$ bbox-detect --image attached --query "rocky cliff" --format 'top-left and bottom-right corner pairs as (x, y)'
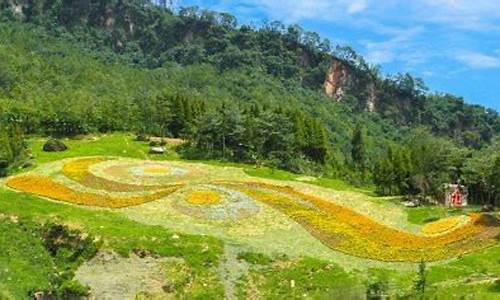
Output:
(324, 58), (377, 112)
(324, 59), (350, 101)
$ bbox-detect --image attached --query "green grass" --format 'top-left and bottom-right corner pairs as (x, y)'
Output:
(28, 133), (178, 165)
(237, 257), (365, 299)
(406, 205), (482, 225)
(0, 187), (225, 297)
(243, 167), (298, 181)
(0, 219), (54, 298)
(237, 252), (275, 265)
(427, 246), (500, 284)
(0, 188), (223, 267)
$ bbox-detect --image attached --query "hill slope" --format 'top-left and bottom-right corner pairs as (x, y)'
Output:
(0, 2), (499, 205)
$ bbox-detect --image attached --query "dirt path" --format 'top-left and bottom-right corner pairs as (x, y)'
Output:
(217, 244), (249, 300)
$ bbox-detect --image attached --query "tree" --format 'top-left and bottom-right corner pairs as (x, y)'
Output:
(151, 92), (172, 138)
(487, 156), (500, 206)
(351, 125), (366, 172)
(0, 120), (27, 176)
(414, 260), (427, 296)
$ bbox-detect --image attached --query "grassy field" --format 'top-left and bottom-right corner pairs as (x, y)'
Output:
(0, 133), (498, 299)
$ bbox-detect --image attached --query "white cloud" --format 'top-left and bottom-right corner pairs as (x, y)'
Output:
(454, 51), (500, 69)
(347, 0), (368, 14)
(237, 0), (370, 22)
(415, 0), (500, 30)
(361, 27), (425, 65)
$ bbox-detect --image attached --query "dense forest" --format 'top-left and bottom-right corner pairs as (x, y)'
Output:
(0, 0), (499, 206)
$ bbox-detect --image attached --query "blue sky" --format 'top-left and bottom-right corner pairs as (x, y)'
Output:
(173, 0), (500, 111)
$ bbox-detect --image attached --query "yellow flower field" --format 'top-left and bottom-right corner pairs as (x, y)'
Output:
(62, 157), (161, 192)
(421, 216), (468, 235)
(6, 175), (181, 208)
(186, 191), (222, 205)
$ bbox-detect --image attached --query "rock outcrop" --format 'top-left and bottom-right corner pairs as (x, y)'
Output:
(324, 59), (350, 101)
(324, 59), (378, 112)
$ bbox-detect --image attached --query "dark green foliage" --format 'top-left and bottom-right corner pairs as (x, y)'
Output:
(351, 125), (366, 172)
(178, 100), (330, 172)
(462, 139), (500, 206)
(58, 280), (90, 298)
(136, 133), (149, 141)
(374, 146), (413, 196)
(0, 160), (8, 177)
(366, 280), (389, 299)
(237, 252), (274, 265)
(414, 261), (427, 296)
(42, 223), (99, 264)
(43, 138), (68, 152)
(0, 119), (27, 176)
(373, 128), (470, 200)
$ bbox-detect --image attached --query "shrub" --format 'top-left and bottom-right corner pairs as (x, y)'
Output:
(237, 252), (274, 265)
(43, 139), (67, 152)
(41, 223), (99, 263)
(57, 280), (90, 298)
(136, 133), (149, 142)
(0, 159), (8, 177)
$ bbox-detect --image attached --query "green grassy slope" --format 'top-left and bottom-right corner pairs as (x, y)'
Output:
(0, 134), (498, 298)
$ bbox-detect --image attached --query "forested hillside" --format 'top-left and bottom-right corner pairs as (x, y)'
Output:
(0, 0), (499, 206)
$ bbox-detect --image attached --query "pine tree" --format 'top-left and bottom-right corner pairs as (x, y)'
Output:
(351, 124), (366, 171)
(414, 260), (427, 296)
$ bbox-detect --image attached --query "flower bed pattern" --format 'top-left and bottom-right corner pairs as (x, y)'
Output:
(62, 158), (160, 192)
(5, 157), (498, 263)
(421, 216), (469, 236)
(223, 182), (499, 262)
(171, 185), (260, 221)
(93, 160), (206, 186)
(6, 175), (181, 208)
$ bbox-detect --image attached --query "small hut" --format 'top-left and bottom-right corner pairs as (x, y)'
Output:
(443, 184), (468, 207)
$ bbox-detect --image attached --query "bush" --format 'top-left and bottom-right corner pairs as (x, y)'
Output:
(43, 139), (68, 152)
(237, 252), (274, 265)
(58, 280), (90, 298)
(42, 223), (99, 259)
(0, 159), (8, 177)
(136, 133), (149, 142)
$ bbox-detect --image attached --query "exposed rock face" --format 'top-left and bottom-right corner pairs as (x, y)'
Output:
(366, 82), (377, 113)
(324, 59), (350, 101)
(324, 59), (378, 112)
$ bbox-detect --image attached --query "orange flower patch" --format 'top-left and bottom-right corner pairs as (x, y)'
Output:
(7, 175), (182, 208)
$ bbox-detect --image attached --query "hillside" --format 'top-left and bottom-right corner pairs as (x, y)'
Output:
(0, 1), (499, 298)
(1, 1), (499, 206)
(2, 0), (498, 146)
(0, 134), (498, 298)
